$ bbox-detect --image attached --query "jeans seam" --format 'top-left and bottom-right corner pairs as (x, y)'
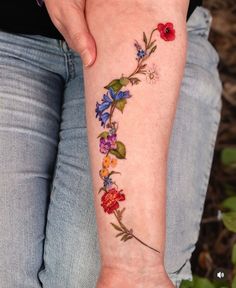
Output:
(37, 152), (61, 287)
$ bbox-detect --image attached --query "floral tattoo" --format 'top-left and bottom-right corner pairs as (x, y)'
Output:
(146, 63), (159, 84)
(95, 22), (175, 253)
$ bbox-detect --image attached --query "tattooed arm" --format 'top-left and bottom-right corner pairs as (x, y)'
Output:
(83, 1), (189, 287)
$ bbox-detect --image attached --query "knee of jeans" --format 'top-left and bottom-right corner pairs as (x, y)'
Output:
(187, 7), (212, 39)
(38, 225), (101, 288)
(185, 9), (222, 111)
(181, 54), (222, 111)
(38, 254), (100, 288)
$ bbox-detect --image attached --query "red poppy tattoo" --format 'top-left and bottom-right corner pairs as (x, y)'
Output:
(157, 22), (176, 41)
(95, 22), (175, 253)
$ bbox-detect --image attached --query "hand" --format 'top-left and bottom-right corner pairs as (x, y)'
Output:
(96, 266), (175, 288)
(44, 0), (96, 67)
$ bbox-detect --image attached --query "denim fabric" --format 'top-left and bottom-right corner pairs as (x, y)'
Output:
(0, 6), (222, 288)
(164, 7), (222, 287)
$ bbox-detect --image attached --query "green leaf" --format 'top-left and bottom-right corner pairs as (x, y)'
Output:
(115, 232), (124, 237)
(192, 275), (215, 288)
(223, 184), (236, 196)
(212, 282), (228, 288)
(108, 171), (121, 177)
(233, 275), (236, 288)
(129, 77), (141, 85)
(110, 141), (126, 159)
(232, 243), (236, 265)
(117, 208), (126, 221)
(222, 196), (236, 212)
(140, 64), (147, 69)
(104, 79), (123, 93)
(222, 211), (236, 232)
(221, 148), (236, 166)
(143, 32), (147, 46)
(119, 77), (130, 86)
(120, 207), (126, 215)
(179, 279), (194, 288)
(121, 234), (128, 241)
(110, 222), (123, 232)
(115, 99), (127, 113)
(98, 187), (106, 194)
(97, 131), (109, 139)
(148, 39), (156, 48)
(149, 45), (157, 54)
(123, 235), (133, 242)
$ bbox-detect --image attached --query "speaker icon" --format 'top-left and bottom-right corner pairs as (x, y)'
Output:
(214, 268), (227, 281)
(217, 271), (224, 279)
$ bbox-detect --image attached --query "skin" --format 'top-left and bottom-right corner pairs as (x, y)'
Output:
(44, 0), (189, 287)
(44, 0), (97, 66)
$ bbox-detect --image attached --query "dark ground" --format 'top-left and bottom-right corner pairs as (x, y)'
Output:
(190, 0), (236, 285)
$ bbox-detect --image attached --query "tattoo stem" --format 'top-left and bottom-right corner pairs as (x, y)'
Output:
(147, 28), (157, 47)
(106, 29), (158, 124)
(127, 28), (157, 80)
(113, 211), (160, 254)
(108, 102), (116, 126)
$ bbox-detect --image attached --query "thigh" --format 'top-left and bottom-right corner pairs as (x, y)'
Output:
(38, 54), (100, 288)
(164, 7), (222, 287)
(0, 30), (63, 288)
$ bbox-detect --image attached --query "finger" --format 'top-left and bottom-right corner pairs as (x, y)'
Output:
(51, 5), (97, 67)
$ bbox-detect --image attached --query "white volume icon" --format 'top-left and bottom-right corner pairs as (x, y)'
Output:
(217, 271), (225, 279)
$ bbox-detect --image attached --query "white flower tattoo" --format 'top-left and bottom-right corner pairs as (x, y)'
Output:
(145, 63), (159, 84)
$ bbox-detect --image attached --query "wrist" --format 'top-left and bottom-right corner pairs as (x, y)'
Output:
(97, 265), (174, 288)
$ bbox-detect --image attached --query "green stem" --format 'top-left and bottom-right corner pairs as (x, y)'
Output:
(108, 102), (116, 126)
(147, 28), (157, 48)
(104, 102), (117, 157)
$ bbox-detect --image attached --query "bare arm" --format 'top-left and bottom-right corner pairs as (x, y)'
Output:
(83, 1), (189, 287)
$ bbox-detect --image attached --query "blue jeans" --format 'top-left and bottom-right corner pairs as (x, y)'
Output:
(0, 6), (222, 288)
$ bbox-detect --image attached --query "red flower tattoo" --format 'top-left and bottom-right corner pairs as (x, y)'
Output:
(101, 188), (125, 214)
(157, 22), (175, 41)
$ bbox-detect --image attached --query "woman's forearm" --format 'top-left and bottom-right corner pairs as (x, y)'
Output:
(83, 0), (188, 285)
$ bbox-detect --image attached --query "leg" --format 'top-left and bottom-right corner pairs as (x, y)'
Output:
(164, 7), (222, 287)
(0, 30), (64, 288)
(38, 52), (100, 288)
